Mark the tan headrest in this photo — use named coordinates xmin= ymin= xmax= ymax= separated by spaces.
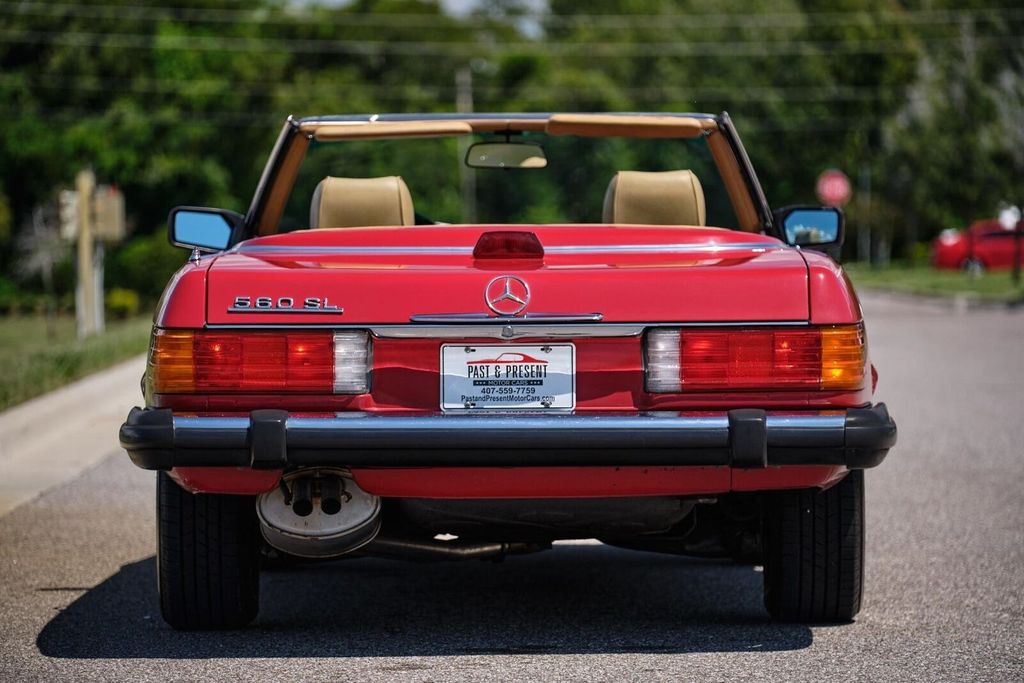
xmin=602 ymin=170 xmax=706 ymax=226
xmin=310 ymin=176 xmax=415 ymax=228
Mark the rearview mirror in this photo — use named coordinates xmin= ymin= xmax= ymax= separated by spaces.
xmin=775 ymin=206 xmax=844 ymax=248
xmin=465 ymin=142 xmax=547 ymax=169
xmin=168 ymin=207 xmax=241 ymax=252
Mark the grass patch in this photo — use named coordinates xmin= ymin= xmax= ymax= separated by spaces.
xmin=844 ymin=263 xmax=1024 ymax=304
xmin=0 ymin=314 xmax=152 ymax=411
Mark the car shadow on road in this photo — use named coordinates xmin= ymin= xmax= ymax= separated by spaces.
xmin=37 ymin=544 xmax=812 ymax=659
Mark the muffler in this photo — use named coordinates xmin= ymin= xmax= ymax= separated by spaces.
xmin=257 ymin=468 xmax=380 ymax=558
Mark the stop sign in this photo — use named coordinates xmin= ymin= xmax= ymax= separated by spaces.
xmin=816 ymin=169 xmax=852 ymax=207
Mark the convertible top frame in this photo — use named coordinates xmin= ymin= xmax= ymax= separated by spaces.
xmin=243 ymin=112 xmax=773 ymax=240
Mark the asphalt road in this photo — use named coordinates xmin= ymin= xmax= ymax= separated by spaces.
xmin=1 ymin=294 xmax=1022 ymax=681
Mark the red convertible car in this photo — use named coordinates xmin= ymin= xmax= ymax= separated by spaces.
xmin=119 ymin=112 xmax=896 ymax=630
xmin=931 ymin=218 xmax=1024 ymax=271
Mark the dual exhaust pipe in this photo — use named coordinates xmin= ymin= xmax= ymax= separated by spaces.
xmin=259 ymin=469 xmax=552 ymax=562
xmin=287 ymin=474 xmax=348 ymax=517
xmin=257 ymin=468 xmax=382 ymax=559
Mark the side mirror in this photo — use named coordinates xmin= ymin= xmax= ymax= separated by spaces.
xmin=168 ymin=207 xmax=242 ymax=252
xmin=775 ymin=206 xmax=844 ymax=249
xmin=465 ymin=141 xmax=548 ymax=169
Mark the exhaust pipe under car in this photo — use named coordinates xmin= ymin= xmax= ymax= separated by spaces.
xmin=289 ymin=476 xmax=314 ymax=517
xmin=367 ymin=536 xmax=549 ymax=562
xmin=318 ymin=475 xmax=344 ymax=515
xmin=257 ymin=468 xmax=380 ymax=558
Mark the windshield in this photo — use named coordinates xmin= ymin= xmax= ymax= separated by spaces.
xmin=279 ymin=132 xmax=739 ymax=232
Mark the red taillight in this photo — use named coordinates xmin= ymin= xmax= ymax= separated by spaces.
xmin=194 ymin=332 xmax=334 ymax=392
xmin=473 ymin=231 xmax=545 ymax=259
xmin=646 ymin=325 xmax=865 ymax=392
xmin=152 ymin=330 xmax=350 ymax=394
xmin=679 ymin=329 xmax=821 ymax=389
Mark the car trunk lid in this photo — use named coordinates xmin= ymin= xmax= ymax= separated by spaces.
xmin=205 ymin=225 xmax=809 ymax=324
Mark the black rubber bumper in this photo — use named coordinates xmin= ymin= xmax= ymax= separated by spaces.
xmin=119 ymin=404 xmax=897 ymax=471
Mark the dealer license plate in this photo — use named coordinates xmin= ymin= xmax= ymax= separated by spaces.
xmin=440 ymin=344 xmax=576 ymax=411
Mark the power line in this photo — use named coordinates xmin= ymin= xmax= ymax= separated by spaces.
xmin=2 ymin=28 xmax=1018 ymax=58
xmin=1 ymin=2 xmax=1021 ymax=30
xmin=0 ymin=106 xmax=283 ymax=127
xmin=0 ymin=105 xmax=894 ymax=134
xmin=0 ymin=73 xmax=922 ymax=103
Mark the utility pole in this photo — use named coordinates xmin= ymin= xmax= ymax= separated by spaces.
xmin=1015 ymin=217 xmax=1022 ymax=286
xmin=857 ymin=164 xmax=872 ymax=264
xmin=1000 ymin=205 xmax=1022 ymax=285
xmin=456 ymin=66 xmax=477 ymax=224
xmin=75 ymin=169 xmax=100 ymax=338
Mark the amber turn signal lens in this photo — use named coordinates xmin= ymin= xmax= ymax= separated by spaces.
xmin=820 ymin=324 xmax=866 ymax=390
xmin=150 ymin=330 xmax=195 ymax=393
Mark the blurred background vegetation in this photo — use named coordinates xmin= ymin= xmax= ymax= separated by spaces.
xmin=0 ymin=0 xmax=1021 ymax=326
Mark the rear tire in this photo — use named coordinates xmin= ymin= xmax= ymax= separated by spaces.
xmin=762 ymin=470 xmax=864 ymax=623
xmin=157 ymin=472 xmax=261 ymax=630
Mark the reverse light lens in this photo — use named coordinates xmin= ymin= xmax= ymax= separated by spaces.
xmin=150 ymin=329 xmax=370 ymax=394
xmin=645 ymin=329 xmax=683 ymax=392
xmin=646 ymin=325 xmax=865 ymax=392
xmin=333 ymin=330 xmax=371 ymax=394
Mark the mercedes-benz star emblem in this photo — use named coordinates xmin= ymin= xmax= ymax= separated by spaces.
xmin=485 ymin=275 xmax=530 ymax=316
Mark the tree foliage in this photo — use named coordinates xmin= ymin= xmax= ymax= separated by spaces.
xmin=0 ymin=0 xmax=1021 ymax=294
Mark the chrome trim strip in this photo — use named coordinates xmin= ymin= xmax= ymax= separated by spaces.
xmin=239 ymin=245 xmax=474 ymax=255
xmin=282 ymin=413 xmax=733 ymax=450
xmin=235 ymin=242 xmax=783 ymax=256
xmin=200 ymin=321 xmax=811 ymax=336
xmin=172 ymin=414 xmax=851 ymax=431
xmin=544 ymin=242 xmax=781 ymax=254
xmin=376 ymin=324 xmax=636 ymax=339
xmin=175 ymin=417 xmax=250 ymax=430
xmin=284 ymin=414 xmax=732 ymax=431
xmin=409 ymin=313 xmax=603 ymax=324
xmin=765 ymin=415 xmax=846 ymax=430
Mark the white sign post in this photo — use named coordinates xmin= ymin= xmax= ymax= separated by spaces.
xmin=65 ymin=175 xmax=127 ymax=338
xmin=74 ymin=170 xmax=99 ymax=338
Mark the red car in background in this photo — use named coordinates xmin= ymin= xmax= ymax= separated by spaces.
xmin=932 ymin=219 xmax=1024 ymax=271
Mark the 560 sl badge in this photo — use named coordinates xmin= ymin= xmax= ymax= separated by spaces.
xmin=227 ymin=296 xmax=344 ymax=314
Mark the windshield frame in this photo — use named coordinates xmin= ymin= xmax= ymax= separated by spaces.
xmin=242 ymin=112 xmax=773 ymax=242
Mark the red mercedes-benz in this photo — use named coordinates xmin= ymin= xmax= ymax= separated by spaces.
xmin=931 ymin=218 xmax=1024 ymax=271
xmin=119 ymin=112 xmax=896 ymax=630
